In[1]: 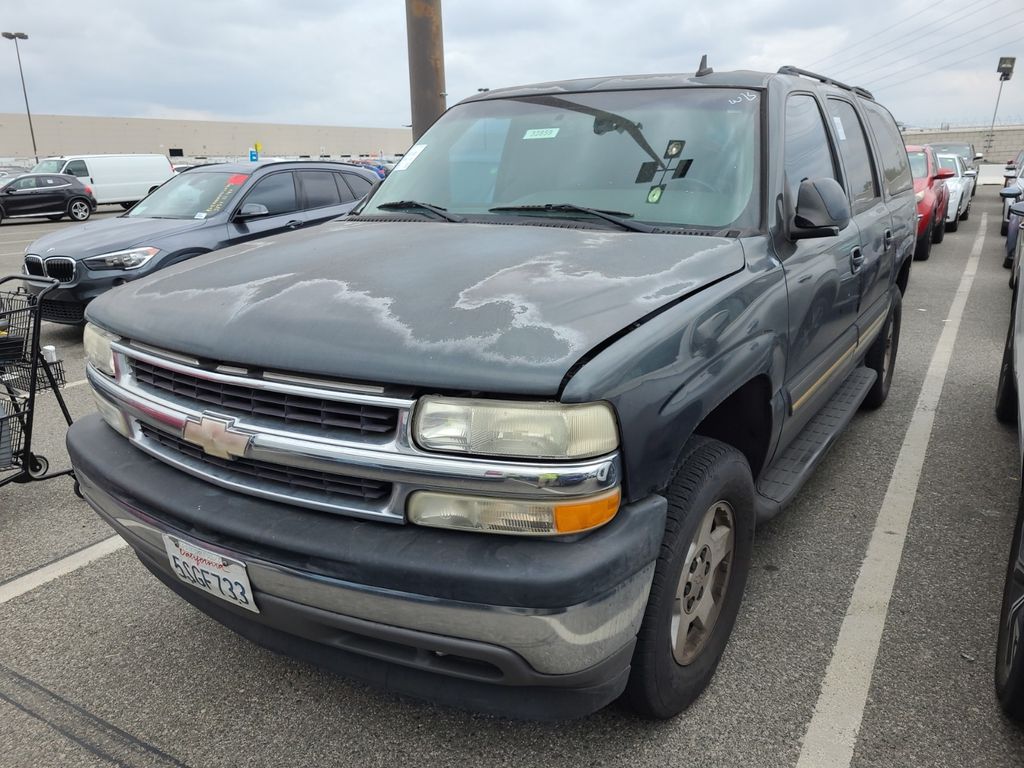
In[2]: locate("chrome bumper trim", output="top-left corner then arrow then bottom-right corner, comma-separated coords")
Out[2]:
79,469 -> 652,675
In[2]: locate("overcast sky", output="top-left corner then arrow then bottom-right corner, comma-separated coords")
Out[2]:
0,0 -> 1020,130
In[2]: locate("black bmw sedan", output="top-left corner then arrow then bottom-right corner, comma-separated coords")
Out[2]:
0,173 -> 97,224
23,160 -> 379,324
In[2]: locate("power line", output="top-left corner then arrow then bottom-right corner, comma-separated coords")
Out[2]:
837,8 -> 1020,82
805,0 -> 949,68
868,33 -> 1024,90
827,0 -> 1003,78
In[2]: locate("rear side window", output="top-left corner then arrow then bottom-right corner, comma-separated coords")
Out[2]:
861,102 -> 913,196
783,94 -> 837,205
64,159 -> 89,177
826,99 -> 879,212
344,173 -> 373,198
298,171 -> 342,209
244,172 -> 298,214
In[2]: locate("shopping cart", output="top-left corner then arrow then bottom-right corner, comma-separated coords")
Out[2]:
1,275 -> 74,489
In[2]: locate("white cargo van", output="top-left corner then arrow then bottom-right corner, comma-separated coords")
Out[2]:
31,154 -> 174,207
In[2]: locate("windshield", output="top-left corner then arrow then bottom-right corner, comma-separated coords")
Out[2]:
127,170 -> 249,219
937,156 -> 960,175
32,159 -> 64,173
908,151 -> 928,179
932,143 -> 971,159
363,88 -> 761,230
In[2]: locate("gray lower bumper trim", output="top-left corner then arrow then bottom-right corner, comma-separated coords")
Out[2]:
77,468 -> 655,676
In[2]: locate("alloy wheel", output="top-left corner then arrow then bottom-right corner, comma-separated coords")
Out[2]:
70,201 -> 89,220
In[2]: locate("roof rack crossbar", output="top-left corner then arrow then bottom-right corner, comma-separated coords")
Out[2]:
777,65 -> 874,100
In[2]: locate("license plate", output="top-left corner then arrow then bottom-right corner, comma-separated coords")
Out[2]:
162,535 -> 259,613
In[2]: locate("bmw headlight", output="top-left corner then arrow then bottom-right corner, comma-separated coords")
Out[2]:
413,396 -> 618,459
84,246 -> 160,271
83,323 -> 121,376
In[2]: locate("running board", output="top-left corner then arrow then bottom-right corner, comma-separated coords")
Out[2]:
754,366 -> 877,522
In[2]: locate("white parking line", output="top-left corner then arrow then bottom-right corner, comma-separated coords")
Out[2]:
795,214 -> 988,767
63,379 -> 88,390
0,536 -> 126,606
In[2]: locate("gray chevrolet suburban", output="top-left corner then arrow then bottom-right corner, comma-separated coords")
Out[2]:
69,65 -> 916,720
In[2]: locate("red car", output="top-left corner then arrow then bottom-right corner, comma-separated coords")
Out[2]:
906,144 -> 953,261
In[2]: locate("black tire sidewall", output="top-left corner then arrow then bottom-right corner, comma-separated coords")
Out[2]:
996,494 -> 1024,720
914,227 -> 932,260
863,289 -> 902,409
623,437 -> 755,719
996,309 -> 1018,424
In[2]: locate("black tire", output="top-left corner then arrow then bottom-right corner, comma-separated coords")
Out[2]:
1004,221 -> 1011,237
961,201 -> 970,221
995,494 -> 1024,720
946,217 -> 959,232
862,289 -> 902,409
622,437 -> 755,719
932,208 -> 946,243
997,315 -> 1018,424
47,215 -> 63,221
913,226 -> 932,261
68,198 -> 92,222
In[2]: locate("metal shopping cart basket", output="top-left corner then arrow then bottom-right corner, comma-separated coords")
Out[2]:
1,275 -> 75,489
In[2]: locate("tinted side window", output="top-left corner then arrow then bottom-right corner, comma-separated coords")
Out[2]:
344,173 -> 372,198
11,176 -> 37,190
784,95 -> 837,206
861,101 -> 913,196
65,159 -> 89,177
298,171 -> 342,209
826,99 -> 879,212
333,174 -> 357,202
244,172 -> 298,214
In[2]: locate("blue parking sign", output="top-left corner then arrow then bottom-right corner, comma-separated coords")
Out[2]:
249,150 -> 258,162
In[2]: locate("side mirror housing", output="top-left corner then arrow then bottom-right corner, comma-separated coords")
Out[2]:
791,178 -> 851,241
1000,186 -> 1023,199
1011,201 -> 1024,218
235,202 -> 269,220
935,168 -> 955,180
974,153 -> 984,161
964,169 -> 978,178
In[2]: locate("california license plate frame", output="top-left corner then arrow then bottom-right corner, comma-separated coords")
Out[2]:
162,534 -> 259,613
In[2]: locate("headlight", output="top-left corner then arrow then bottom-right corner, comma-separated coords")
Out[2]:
915,190 -> 925,202
83,323 -> 120,376
84,246 -> 159,270
408,488 -> 620,536
413,397 -> 618,459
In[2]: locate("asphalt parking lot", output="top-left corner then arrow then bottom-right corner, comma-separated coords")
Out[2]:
1,196 -> 1024,767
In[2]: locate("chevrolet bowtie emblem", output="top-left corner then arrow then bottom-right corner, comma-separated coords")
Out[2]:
182,415 -> 253,460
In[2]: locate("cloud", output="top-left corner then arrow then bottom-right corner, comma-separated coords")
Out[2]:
0,0 -> 1019,129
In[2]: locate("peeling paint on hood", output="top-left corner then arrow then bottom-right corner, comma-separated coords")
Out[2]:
87,220 -> 744,395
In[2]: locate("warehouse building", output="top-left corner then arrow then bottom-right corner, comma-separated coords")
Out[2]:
0,112 -> 412,164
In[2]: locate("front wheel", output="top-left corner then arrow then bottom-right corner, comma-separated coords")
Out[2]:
622,437 -> 754,719
996,316 -> 1018,424
862,290 -> 902,409
961,201 -> 970,221
68,199 -> 91,221
995,495 -> 1024,720
1004,221 -> 1011,237
932,208 -> 946,243
914,225 -> 932,261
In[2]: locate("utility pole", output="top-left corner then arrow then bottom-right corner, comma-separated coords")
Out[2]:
2,32 -> 38,163
405,0 -> 446,142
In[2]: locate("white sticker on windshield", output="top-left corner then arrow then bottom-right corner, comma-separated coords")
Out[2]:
393,144 -> 426,171
522,128 -> 560,140
194,212 -> 207,219
832,115 -> 847,141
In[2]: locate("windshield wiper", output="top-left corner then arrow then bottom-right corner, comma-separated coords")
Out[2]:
374,200 -> 463,222
489,203 -> 656,233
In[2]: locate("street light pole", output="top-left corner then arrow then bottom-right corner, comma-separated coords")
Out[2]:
2,32 -> 38,164
404,0 -> 447,142
987,57 -> 1016,157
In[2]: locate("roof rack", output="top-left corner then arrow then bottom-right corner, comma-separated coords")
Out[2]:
777,65 -> 874,100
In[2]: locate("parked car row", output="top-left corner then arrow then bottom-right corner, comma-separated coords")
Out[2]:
905,143 -> 976,261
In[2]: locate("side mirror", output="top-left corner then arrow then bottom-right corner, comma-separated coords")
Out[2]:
1000,186 -> 1022,199
974,153 -> 984,161
1011,201 -> 1024,218
1007,162 -> 1018,170
934,168 -> 955,180
791,178 -> 851,241
964,169 -> 978,178
235,202 -> 269,220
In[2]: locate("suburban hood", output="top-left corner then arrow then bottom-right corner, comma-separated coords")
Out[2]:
28,216 -> 209,259
88,220 -> 745,395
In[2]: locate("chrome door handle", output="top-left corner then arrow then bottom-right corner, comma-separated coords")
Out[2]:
850,247 -> 865,273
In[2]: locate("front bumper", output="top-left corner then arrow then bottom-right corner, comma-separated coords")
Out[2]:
68,415 -> 665,718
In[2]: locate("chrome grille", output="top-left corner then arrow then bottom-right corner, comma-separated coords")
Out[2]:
131,359 -> 399,438
23,256 -> 44,277
139,424 -> 393,504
